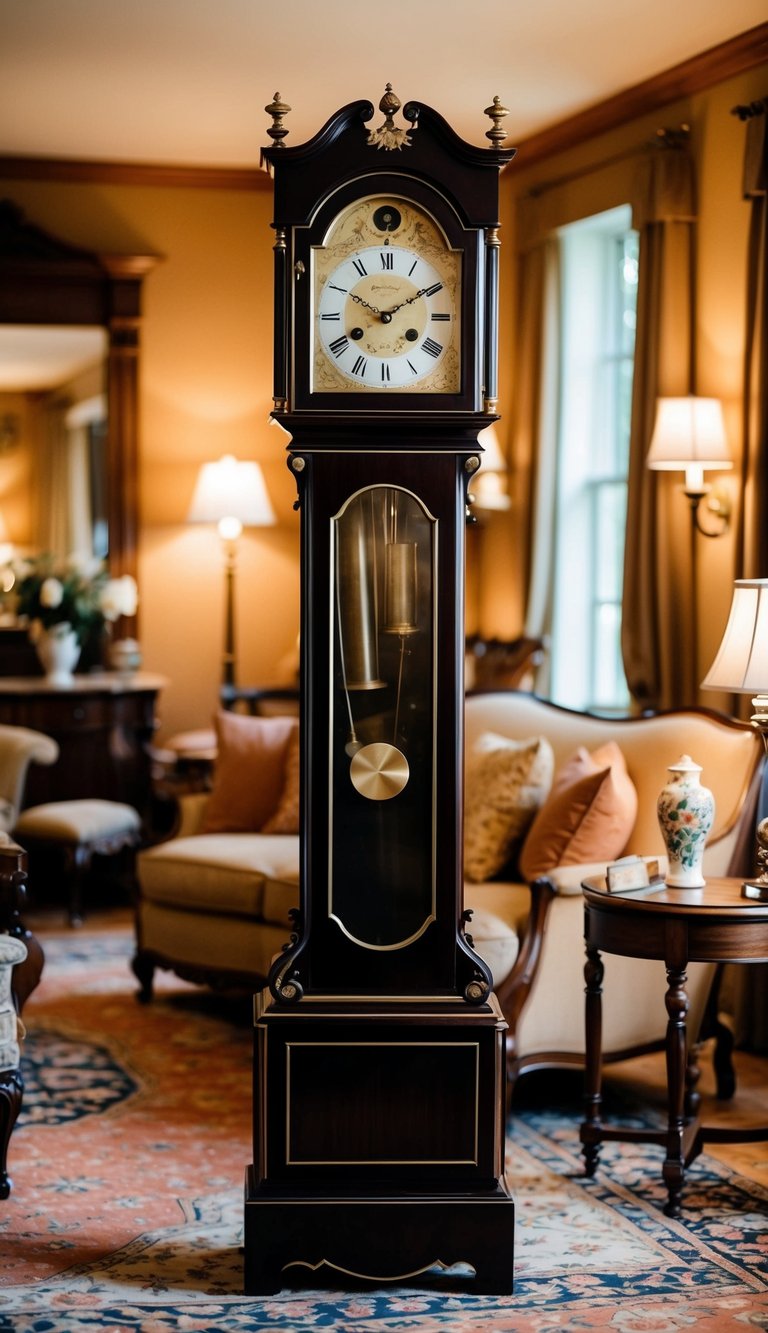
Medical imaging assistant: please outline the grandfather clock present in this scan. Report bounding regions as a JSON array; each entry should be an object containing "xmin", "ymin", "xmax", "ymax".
[{"xmin": 244, "ymin": 87, "xmax": 516, "ymax": 1295}]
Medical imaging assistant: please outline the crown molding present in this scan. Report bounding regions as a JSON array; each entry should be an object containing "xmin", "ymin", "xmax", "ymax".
[
  {"xmin": 0, "ymin": 25, "xmax": 766, "ymax": 187},
  {"xmin": 515, "ymin": 23, "xmax": 768, "ymax": 169},
  {"xmin": 0, "ymin": 156, "xmax": 272, "ymax": 190}
]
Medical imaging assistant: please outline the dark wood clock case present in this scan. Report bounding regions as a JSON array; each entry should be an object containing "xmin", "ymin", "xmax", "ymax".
[{"xmin": 244, "ymin": 91, "xmax": 516, "ymax": 1296}]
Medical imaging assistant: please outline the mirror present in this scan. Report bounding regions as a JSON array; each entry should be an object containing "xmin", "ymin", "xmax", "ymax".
[{"xmin": 0, "ymin": 199, "xmax": 157, "ymax": 589}]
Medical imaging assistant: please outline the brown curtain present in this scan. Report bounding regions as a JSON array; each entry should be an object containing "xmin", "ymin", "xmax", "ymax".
[
  {"xmin": 519, "ymin": 236, "xmax": 561, "ymax": 698},
  {"xmin": 734, "ymin": 100, "xmax": 768, "ymax": 582},
  {"xmin": 621, "ymin": 138, "xmax": 697, "ymax": 711}
]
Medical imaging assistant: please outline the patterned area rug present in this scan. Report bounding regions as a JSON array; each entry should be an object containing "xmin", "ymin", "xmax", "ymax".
[{"xmin": 2, "ymin": 924, "xmax": 768, "ymax": 1331}]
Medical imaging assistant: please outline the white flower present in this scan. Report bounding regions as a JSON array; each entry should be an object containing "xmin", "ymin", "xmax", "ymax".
[
  {"xmin": 67, "ymin": 552, "xmax": 103, "ymax": 581},
  {"xmin": 100, "ymin": 575, "xmax": 138, "ymax": 621},
  {"xmin": 39, "ymin": 577, "xmax": 64, "ymax": 609}
]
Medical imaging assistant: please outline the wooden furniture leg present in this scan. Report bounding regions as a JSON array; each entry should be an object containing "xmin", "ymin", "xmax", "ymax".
[{"xmin": 580, "ymin": 943, "xmax": 604, "ymax": 1178}]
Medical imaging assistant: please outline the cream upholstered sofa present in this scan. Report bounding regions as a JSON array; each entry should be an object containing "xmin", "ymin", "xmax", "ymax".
[{"xmin": 134, "ymin": 693, "xmax": 761, "ymax": 1092}]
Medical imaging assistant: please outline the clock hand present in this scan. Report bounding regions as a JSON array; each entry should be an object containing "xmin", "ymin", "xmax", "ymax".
[
  {"xmin": 349, "ymin": 292, "xmax": 381, "ymax": 316},
  {"xmin": 383, "ymin": 283, "xmax": 442, "ymax": 318}
]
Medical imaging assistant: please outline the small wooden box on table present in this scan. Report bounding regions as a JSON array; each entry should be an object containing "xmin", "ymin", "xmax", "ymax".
[{"xmin": 580, "ymin": 874, "xmax": 768, "ymax": 1216}]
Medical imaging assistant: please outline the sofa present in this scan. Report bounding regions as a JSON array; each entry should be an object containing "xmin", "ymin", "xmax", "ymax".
[{"xmin": 134, "ymin": 692, "xmax": 762, "ymax": 1090}]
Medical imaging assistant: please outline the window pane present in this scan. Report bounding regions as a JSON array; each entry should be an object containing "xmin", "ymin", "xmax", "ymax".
[{"xmin": 550, "ymin": 206, "xmax": 637, "ymax": 714}]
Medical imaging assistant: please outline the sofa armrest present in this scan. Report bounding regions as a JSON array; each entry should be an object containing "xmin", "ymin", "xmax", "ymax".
[{"xmin": 175, "ymin": 793, "xmax": 210, "ymax": 838}]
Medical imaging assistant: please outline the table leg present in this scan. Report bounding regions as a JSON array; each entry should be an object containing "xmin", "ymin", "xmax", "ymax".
[
  {"xmin": 581, "ymin": 943, "xmax": 604, "ymax": 1177},
  {"xmin": 663, "ymin": 962, "xmax": 689, "ymax": 1217}
]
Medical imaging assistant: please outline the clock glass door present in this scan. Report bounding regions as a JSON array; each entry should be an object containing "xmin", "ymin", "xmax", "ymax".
[{"xmin": 330, "ymin": 485, "xmax": 436, "ymax": 949}]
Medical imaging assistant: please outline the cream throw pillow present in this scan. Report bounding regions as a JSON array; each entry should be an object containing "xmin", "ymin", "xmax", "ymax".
[{"xmin": 464, "ymin": 733, "xmax": 555, "ymax": 883}]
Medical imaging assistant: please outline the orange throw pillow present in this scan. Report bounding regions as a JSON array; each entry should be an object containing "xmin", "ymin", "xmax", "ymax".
[
  {"xmin": 201, "ymin": 711, "xmax": 296, "ymax": 834},
  {"xmin": 519, "ymin": 741, "xmax": 637, "ymax": 880}
]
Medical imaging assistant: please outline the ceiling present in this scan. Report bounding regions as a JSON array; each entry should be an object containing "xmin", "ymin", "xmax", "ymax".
[
  {"xmin": 0, "ymin": 327, "xmax": 105, "ymax": 392},
  {"xmin": 0, "ymin": 0, "xmax": 765, "ymax": 167}
]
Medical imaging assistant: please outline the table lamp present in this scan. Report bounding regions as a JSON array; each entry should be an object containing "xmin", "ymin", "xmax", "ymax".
[
  {"xmin": 188, "ymin": 454, "xmax": 276, "ymax": 686},
  {"xmin": 702, "ymin": 578, "xmax": 768, "ymax": 899}
]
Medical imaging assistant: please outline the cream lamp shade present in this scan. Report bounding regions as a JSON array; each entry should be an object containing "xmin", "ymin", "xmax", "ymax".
[
  {"xmin": 646, "ymin": 396, "xmax": 731, "ymax": 494},
  {"xmin": 702, "ymin": 578, "xmax": 768, "ymax": 900},
  {"xmin": 188, "ymin": 454, "xmax": 276, "ymax": 539},
  {"xmin": 473, "ymin": 423, "xmax": 511, "ymax": 512},
  {"xmin": 701, "ymin": 579, "xmax": 768, "ymax": 697}
]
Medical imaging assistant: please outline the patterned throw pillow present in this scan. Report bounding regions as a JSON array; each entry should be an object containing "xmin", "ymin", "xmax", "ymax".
[{"xmin": 464, "ymin": 733, "xmax": 555, "ymax": 883}]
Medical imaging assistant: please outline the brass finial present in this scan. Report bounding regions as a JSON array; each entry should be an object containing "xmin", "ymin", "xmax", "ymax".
[
  {"xmin": 484, "ymin": 95, "xmax": 509, "ymax": 149},
  {"xmin": 265, "ymin": 92, "xmax": 291, "ymax": 149},
  {"xmin": 367, "ymin": 84, "xmax": 412, "ymax": 151}
]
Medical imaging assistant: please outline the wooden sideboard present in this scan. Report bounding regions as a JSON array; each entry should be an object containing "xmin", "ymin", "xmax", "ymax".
[{"xmin": 0, "ymin": 673, "xmax": 166, "ymax": 814}]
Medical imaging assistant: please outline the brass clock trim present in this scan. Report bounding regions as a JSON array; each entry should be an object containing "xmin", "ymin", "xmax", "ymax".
[{"xmin": 328, "ymin": 482, "xmax": 439, "ymax": 953}]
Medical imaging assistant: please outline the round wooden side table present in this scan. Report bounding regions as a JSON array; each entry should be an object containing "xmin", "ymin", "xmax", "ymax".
[{"xmin": 580, "ymin": 874, "xmax": 768, "ymax": 1217}]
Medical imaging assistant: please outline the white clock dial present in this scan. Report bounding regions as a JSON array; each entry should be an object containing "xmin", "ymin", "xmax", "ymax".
[{"xmin": 316, "ymin": 245, "xmax": 455, "ymax": 389}]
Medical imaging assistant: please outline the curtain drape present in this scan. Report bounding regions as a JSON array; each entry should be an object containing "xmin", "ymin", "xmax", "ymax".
[
  {"xmin": 735, "ymin": 101, "xmax": 768, "ymax": 581},
  {"xmin": 33, "ymin": 398, "xmax": 71, "ymax": 555},
  {"xmin": 519, "ymin": 237, "xmax": 561, "ymax": 698},
  {"xmin": 621, "ymin": 140, "xmax": 697, "ymax": 711}
]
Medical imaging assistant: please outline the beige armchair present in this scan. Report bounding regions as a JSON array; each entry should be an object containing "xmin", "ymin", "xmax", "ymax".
[{"xmin": 0, "ymin": 726, "xmax": 59, "ymax": 832}]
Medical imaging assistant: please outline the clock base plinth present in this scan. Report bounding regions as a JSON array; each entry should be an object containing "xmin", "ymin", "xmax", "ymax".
[
  {"xmin": 243, "ymin": 1170, "xmax": 515, "ymax": 1296},
  {"xmin": 244, "ymin": 995, "xmax": 514, "ymax": 1295}
]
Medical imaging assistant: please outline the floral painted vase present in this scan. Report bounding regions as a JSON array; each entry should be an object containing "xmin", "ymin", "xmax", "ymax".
[
  {"xmin": 656, "ymin": 755, "xmax": 715, "ymax": 888},
  {"xmin": 35, "ymin": 622, "xmax": 81, "ymax": 686}
]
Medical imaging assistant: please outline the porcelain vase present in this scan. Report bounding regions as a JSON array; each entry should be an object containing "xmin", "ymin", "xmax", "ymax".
[
  {"xmin": 656, "ymin": 755, "xmax": 715, "ymax": 888},
  {"xmin": 35, "ymin": 622, "xmax": 81, "ymax": 686}
]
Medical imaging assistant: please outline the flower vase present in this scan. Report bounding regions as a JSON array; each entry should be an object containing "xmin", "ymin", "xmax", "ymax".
[
  {"xmin": 35, "ymin": 623, "xmax": 81, "ymax": 686},
  {"xmin": 656, "ymin": 755, "xmax": 715, "ymax": 888}
]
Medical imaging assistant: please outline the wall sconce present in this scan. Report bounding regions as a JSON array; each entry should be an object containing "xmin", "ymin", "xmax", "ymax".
[
  {"xmin": 646, "ymin": 396, "xmax": 732, "ymax": 537},
  {"xmin": 188, "ymin": 454, "xmax": 276, "ymax": 686},
  {"xmin": 702, "ymin": 578, "xmax": 768, "ymax": 900},
  {"xmin": 470, "ymin": 424, "xmax": 511, "ymax": 514}
]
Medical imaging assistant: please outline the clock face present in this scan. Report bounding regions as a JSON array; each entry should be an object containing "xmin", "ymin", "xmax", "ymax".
[{"xmin": 312, "ymin": 197, "xmax": 461, "ymax": 395}]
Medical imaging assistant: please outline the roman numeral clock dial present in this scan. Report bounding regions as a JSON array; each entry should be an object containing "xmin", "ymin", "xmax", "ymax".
[{"xmin": 312, "ymin": 199, "xmax": 461, "ymax": 395}]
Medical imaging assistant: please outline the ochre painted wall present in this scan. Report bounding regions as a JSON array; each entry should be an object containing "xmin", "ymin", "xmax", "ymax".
[{"xmin": 1, "ymin": 53, "xmax": 766, "ymax": 734}]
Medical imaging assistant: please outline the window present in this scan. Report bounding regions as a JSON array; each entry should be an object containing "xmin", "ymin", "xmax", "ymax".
[{"xmin": 549, "ymin": 206, "xmax": 638, "ymax": 714}]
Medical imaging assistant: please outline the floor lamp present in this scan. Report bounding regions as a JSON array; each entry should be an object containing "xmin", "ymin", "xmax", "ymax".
[{"xmin": 188, "ymin": 454, "xmax": 276, "ymax": 687}]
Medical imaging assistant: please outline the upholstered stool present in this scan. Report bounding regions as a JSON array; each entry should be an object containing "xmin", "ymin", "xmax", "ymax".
[{"xmin": 14, "ymin": 800, "xmax": 141, "ymax": 926}]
